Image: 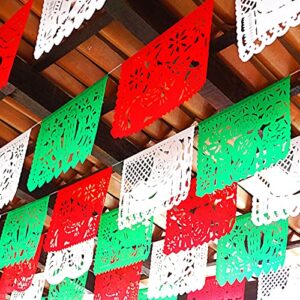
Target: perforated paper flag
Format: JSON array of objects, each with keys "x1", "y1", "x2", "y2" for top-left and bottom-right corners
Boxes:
[
  {"x1": 239, "y1": 136, "x2": 300, "y2": 226},
  {"x1": 257, "y1": 263, "x2": 300, "y2": 299},
  {"x1": 27, "y1": 77, "x2": 108, "y2": 192},
  {"x1": 94, "y1": 262, "x2": 142, "y2": 300},
  {"x1": 0, "y1": 197, "x2": 49, "y2": 268},
  {"x1": 10, "y1": 273, "x2": 46, "y2": 300},
  {"x1": 164, "y1": 179, "x2": 237, "y2": 254},
  {"x1": 216, "y1": 213, "x2": 288, "y2": 286},
  {"x1": 0, "y1": 235, "x2": 44, "y2": 295},
  {"x1": 197, "y1": 77, "x2": 290, "y2": 197},
  {"x1": 111, "y1": 0, "x2": 213, "y2": 137},
  {"x1": 45, "y1": 238, "x2": 95, "y2": 285},
  {"x1": 148, "y1": 240, "x2": 208, "y2": 298},
  {"x1": 94, "y1": 209, "x2": 153, "y2": 274},
  {"x1": 236, "y1": 0, "x2": 300, "y2": 61},
  {"x1": 119, "y1": 126, "x2": 194, "y2": 229},
  {"x1": 48, "y1": 271, "x2": 88, "y2": 300},
  {"x1": 139, "y1": 288, "x2": 177, "y2": 300},
  {"x1": 44, "y1": 167, "x2": 112, "y2": 251},
  {"x1": 187, "y1": 276, "x2": 245, "y2": 300},
  {"x1": 0, "y1": 0, "x2": 32, "y2": 88},
  {"x1": 0, "y1": 130, "x2": 30, "y2": 209}
]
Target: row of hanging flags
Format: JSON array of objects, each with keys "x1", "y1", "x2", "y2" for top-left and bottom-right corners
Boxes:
[{"x1": 0, "y1": 0, "x2": 300, "y2": 299}]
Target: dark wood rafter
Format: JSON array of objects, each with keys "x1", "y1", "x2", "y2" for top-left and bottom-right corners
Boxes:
[
  {"x1": 210, "y1": 29, "x2": 237, "y2": 53},
  {"x1": 0, "y1": 83, "x2": 16, "y2": 100},
  {"x1": 32, "y1": 11, "x2": 114, "y2": 71},
  {"x1": 291, "y1": 70, "x2": 300, "y2": 97},
  {"x1": 104, "y1": 0, "x2": 158, "y2": 44}
]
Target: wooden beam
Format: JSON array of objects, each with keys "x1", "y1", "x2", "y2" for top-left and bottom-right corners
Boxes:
[
  {"x1": 32, "y1": 11, "x2": 113, "y2": 71},
  {"x1": 210, "y1": 29, "x2": 237, "y2": 53},
  {"x1": 0, "y1": 83, "x2": 16, "y2": 100},
  {"x1": 245, "y1": 280, "x2": 258, "y2": 300},
  {"x1": 9, "y1": 57, "x2": 139, "y2": 163},
  {"x1": 207, "y1": 54, "x2": 250, "y2": 102},
  {"x1": 104, "y1": 0, "x2": 158, "y2": 44},
  {"x1": 291, "y1": 70, "x2": 300, "y2": 97}
]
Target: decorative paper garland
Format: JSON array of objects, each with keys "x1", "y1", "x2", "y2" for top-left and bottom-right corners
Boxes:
[
  {"x1": 0, "y1": 235, "x2": 44, "y2": 295},
  {"x1": 44, "y1": 167, "x2": 112, "y2": 251},
  {"x1": 10, "y1": 273, "x2": 45, "y2": 300},
  {"x1": 148, "y1": 240, "x2": 208, "y2": 299},
  {"x1": 94, "y1": 209, "x2": 153, "y2": 275},
  {"x1": 216, "y1": 213, "x2": 288, "y2": 286},
  {"x1": 236, "y1": 0, "x2": 300, "y2": 62},
  {"x1": 197, "y1": 77, "x2": 291, "y2": 197},
  {"x1": 118, "y1": 126, "x2": 194, "y2": 229},
  {"x1": 164, "y1": 179, "x2": 237, "y2": 254},
  {"x1": 34, "y1": 0, "x2": 107, "y2": 59},
  {"x1": 48, "y1": 271, "x2": 88, "y2": 300},
  {"x1": 257, "y1": 263, "x2": 300, "y2": 299},
  {"x1": 0, "y1": 0, "x2": 33, "y2": 88},
  {"x1": 111, "y1": 0, "x2": 213, "y2": 138},
  {"x1": 239, "y1": 136, "x2": 300, "y2": 225},
  {"x1": 45, "y1": 239, "x2": 95, "y2": 285},
  {"x1": 187, "y1": 276, "x2": 246, "y2": 300},
  {"x1": 138, "y1": 288, "x2": 177, "y2": 300},
  {"x1": 94, "y1": 262, "x2": 142, "y2": 300},
  {"x1": 0, "y1": 197, "x2": 49, "y2": 268},
  {"x1": 27, "y1": 77, "x2": 108, "y2": 192},
  {"x1": 0, "y1": 130, "x2": 30, "y2": 209}
]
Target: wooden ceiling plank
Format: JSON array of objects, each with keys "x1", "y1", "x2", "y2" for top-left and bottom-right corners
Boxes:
[
  {"x1": 218, "y1": 45, "x2": 270, "y2": 92},
  {"x1": 0, "y1": 100, "x2": 36, "y2": 133},
  {"x1": 2, "y1": 96, "x2": 42, "y2": 123},
  {"x1": 77, "y1": 35, "x2": 123, "y2": 80},
  {"x1": 255, "y1": 40, "x2": 300, "y2": 79},
  {"x1": 42, "y1": 64, "x2": 86, "y2": 97},
  {"x1": 99, "y1": 20, "x2": 144, "y2": 57}
]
